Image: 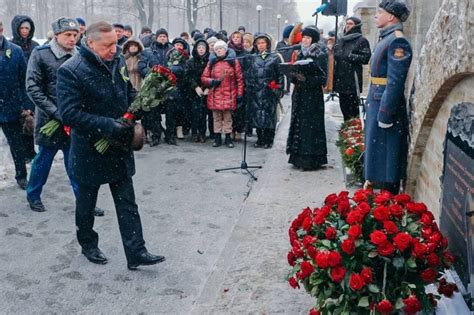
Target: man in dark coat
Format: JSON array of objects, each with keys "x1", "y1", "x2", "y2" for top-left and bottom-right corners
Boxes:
[
  {"x1": 333, "y1": 16, "x2": 371, "y2": 121},
  {"x1": 0, "y1": 21, "x2": 29, "y2": 189},
  {"x1": 75, "y1": 17, "x2": 86, "y2": 48},
  {"x1": 10, "y1": 15, "x2": 38, "y2": 162},
  {"x1": 276, "y1": 24, "x2": 295, "y2": 94},
  {"x1": 138, "y1": 28, "x2": 172, "y2": 146},
  {"x1": 57, "y1": 21, "x2": 165, "y2": 270},
  {"x1": 247, "y1": 33, "x2": 284, "y2": 148},
  {"x1": 364, "y1": 0, "x2": 412, "y2": 194},
  {"x1": 286, "y1": 25, "x2": 329, "y2": 171},
  {"x1": 113, "y1": 23, "x2": 128, "y2": 47},
  {"x1": 25, "y1": 17, "x2": 104, "y2": 216}
]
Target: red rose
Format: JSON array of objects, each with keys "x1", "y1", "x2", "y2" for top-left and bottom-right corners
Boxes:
[
  {"x1": 289, "y1": 277, "x2": 299, "y2": 289},
  {"x1": 331, "y1": 266, "x2": 346, "y2": 283},
  {"x1": 349, "y1": 273, "x2": 365, "y2": 291},
  {"x1": 403, "y1": 295, "x2": 422, "y2": 315},
  {"x1": 374, "y1": 191, "x2": 392, "y2": 204},
  {"x1": 361, "y1": 266, "x2": 373, "y2": 284},
  {"x1": 357, "y1": 202, "x2": 371, "y2": 215},
  {"x1": 373, "y1": 206, "x2": 391, "y2": 222},
  {"x1": 292, "y1": 243, "x2": 304, "y2": 258},
  {"x1": 352, "y1": 189, "x2": 369, "y2": 203},
  {"x1": 324, "y1": 193, "x2": 338, "y2": 206},
  {"x1": 302, "y1": 216, "x2": 312, "y2": 231},
  {"x1": 303, "y1": 235, "x2": 317, "y2": 248},
  {"x1": 299, "y1": 261, "x2": 315, "y2": 279},
  {"x1": 393, "y1": 193, "x2": 411, "y2": 204},
  {"x1": 346, "y1": 210, "x2": 364, "y2": 225},
  {"x1": 421, "y1": 227, "x2": 433, "y2": 239},
  {"x1": 308, "y1": 309, "x2": 321, "y2": 315},
  {"x1": 348, "y1": 225, "x2": 362, "y2": 239},
  {"x1": 412, "y1": 240, "x2": 429, "y2": 259},
  {"x1": 289, "y1": 229, "x2": 298, "y2": 245},
  {"x1": 383, "y1": 221, "x2": 399, "y2": 234},
  {"x1": 406, "y1": 202, "x2": 428, "y2": 216},
  {"x1": 377, "y1": 240, "x2": 395, "y2": 256},
  {"x1": 337, "y1": 198, "x2": 351, "y2": 217},
  {"x1": 443, "y1": 252, "x2": 455, "y2": 266},
  {"x1": 427, "y1": 253, "x2": 441, "y2": 267},
  {"x1": 420, "y1": 212, "x2": 435, "y2": 226},
  {"x1": 389, "y1": 204, "x2": 404, "y2": 218},
  {"x1": 315, "y1": 251, "x2": 330, "y2": 269},
  {"x1": 325, "y1": 227, "x2": 337, "y2": 240},
  {"x1": 328, "y1": 251, "x2": 342, "y2": 267},
  {"x1": 393, "y1": 232, "x2": 412, "y2": 252},
  {"x1": 420, "y1": 268, "x2": 437, "y2": 283},
  {"x1": 345, "y1": 147, "x2": 355, "y2": 156},
  {"x1": 341, "y1": 239, "x2": 355, "y2": 255},
  {"x1": 307, "y1": 245, "x2": 317, "y2": 258},
  {"x1": 376, "y1": 299, "x2": 394, "y2": 314},
  {"x1": 370, "y1": 230, "x2": 387, "y2": 245},
  {"x1": 313, "y1": 213, "x2": 326, "y2": 225},
  {"x1": 287, "y1": 251, "x2": 296, "y2": 266},
  {"x1": 429, "y1": 232, "x2": 442, "y2": 244}
]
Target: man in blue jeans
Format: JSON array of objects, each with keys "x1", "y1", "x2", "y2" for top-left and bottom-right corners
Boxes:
[{"x1": 25, "y1": 17, "x2": 103, "y2": 216}]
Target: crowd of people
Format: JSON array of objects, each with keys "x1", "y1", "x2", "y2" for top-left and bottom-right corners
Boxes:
[{"x1": 0, "y1": 0, "x2": 412, "y2": 270}]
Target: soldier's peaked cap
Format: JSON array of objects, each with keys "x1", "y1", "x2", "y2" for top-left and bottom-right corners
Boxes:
[{"x1": 379, "y1": 0, "x2": 410, "y2": 22}]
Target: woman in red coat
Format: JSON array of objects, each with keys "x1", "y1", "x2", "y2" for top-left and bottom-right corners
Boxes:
[{"x1": 201, "y1": 40, "x2": 244, "y2": 148}]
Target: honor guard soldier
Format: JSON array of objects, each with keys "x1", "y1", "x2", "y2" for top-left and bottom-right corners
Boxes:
[{"x1": 364, "y1": 0, "x2": 412, "y2": 194}]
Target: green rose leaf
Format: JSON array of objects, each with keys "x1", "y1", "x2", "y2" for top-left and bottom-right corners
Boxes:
[{"x1": 357, "y1": 296, "x2": 370, "y2": 307}]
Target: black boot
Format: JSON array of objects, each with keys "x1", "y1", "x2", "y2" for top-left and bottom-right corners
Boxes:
[
  {"x1": 213, "y1": 134, "x2": 222, "y2": 147},
  {"x1": 224, "y1": 134, "x2": 234, "y2": 148}
]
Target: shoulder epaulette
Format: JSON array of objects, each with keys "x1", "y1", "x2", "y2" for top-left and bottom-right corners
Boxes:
[{"x1": 36, "y1": 44, "x2": 51, "y2": 51}]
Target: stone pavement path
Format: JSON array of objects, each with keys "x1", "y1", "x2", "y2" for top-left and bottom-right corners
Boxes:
[{"x1": 0, "y1": 96, "x2": 345, "y2": 314}]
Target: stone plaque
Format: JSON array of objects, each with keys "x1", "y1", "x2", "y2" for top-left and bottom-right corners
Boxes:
[{"x1": 440, "y1": 102, "x2": 474, "y2": 294}]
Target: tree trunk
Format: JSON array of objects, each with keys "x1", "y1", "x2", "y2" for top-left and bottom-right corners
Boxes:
[
  {"x1": 147, "y1": 0, "x2": 154, "y2": 28},
  {"x1": 134, "y1": 0, "x2": 148, "y2": 27}
]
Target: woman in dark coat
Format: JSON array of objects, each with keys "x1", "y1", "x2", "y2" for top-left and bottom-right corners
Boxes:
[
  {"x1": 186, "y1": 38, "x2": 210, "y2": 142},
  {"x1": 286, "y1": 25, "x2": 329, "y2": 170},
  {"x1": 333, "y1": 16, "x2": 371, "y2": 121},
  {"x1": 10, "y1": 15, "x2": 39, "y2": 62},
  {"x1": 246, "y1": 33, "x2": 284, "y2": 148}
]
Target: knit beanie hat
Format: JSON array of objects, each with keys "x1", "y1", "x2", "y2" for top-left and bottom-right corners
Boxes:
[
  {"x1": 213, "y1": 40, "x2": 228, "y2": 51},
  {"x1": 156, "y1": 28, "x2": 168, "y2": 37},
  {"x1": 207, "y1": 36, "x2": 218, "y2": 46}
]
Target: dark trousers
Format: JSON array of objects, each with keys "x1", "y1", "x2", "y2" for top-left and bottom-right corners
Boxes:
[
  {"x1": 1, "y1": 121, "x2": 27, "y2": 180},
  {"x1": 141, "y1": 107, "x2": 163, "y2": 142},
  {"x1": 339, "y1": 92, "x2": 360, "y2": 121},
  {"x1": 191, "y1": 96, "x2": 207, "y2": 136},
  {"x1": 22, "y1": 133, "x2": 36, "y2": 160},
  {"x1": 379, "y1": 182, "x2": 401, "y2": 195},
  {"x1": 76, "y1": 177, "x2": 146, "y2": 262},
  {"x1": 164, "y1": 99, "x2": 186, "y2": 139},
  {"x1": 27, "y1": 145, "x2": 78, "y2": 202},
  {"x1": 256, "y1": 128, "x2": 275, "y2": 145},
  {"x1": 207, "y1": 109, "x2": 215, "y2": 139}
]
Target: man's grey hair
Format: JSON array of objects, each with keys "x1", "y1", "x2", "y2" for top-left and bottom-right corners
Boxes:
[{"x1": 86, "y1": 21, "x2": 114, "y2": 41}]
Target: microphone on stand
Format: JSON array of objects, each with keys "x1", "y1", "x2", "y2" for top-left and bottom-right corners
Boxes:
[{"x1": 312, "y1": 3, "x2": 329, "y2": 16}]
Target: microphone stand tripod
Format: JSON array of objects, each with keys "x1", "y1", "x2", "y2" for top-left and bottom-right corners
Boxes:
[{"x1": 215, "y1": 110, "x2": 262, "y2": 181}]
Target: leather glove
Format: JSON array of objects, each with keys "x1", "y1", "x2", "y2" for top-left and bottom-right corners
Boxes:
[
  {"x1": 195, "y1": 86, "x2": 204, "y2": 96},
  {"x1": 378, "y1": 121, "x2": 393, "y2": 129},
  {"x1": 111, "y1": 118, "x2": 135, "y2": 146},
  {"x1": 210, "y1": 79, "x2": 222, "y2": 88}
]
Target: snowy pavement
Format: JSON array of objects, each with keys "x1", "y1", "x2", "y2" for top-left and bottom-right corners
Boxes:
[{"x1": 0, "y1": 96, "x2": 346, "y2": 314}]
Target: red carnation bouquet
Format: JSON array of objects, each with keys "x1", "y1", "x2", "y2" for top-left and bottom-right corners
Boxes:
[
  {"x1": 287, "y1": 189, "x2": 457, "y2": 315},
  {"x1": 95, "y1": 65, "x2": 176, "y2": 154},
  {"x1": 336, "y1": 118, "x2": 364, "y2": 185}
]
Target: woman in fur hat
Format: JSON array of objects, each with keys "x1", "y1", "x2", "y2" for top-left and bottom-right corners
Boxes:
[{"x1": 286, "y1": 25, "x2": 329, "y2": 170}]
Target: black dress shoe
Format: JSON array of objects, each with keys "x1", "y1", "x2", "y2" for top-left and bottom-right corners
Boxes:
[
  {"x1": 82, "y1": 248, "x2": 108, "y2": 264},
  {"x1": 17, "y1": 178, "x2": 28, "y2": 190},
  {"x1": 27, "y1": 197, "x2": 46, "y2": 212},
  {"x1": 94, "y1": 207, "x2": 105, "y2": 217},
  {"x1": 127, "y1": 252, "x2": 166, "y2": 270},
  {"x1": 264, "y1": 144, "x2": 272, "y2": 149}
]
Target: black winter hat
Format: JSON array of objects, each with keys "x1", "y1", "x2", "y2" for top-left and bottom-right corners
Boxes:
[
  {"x1": 379, "y1": 0, "x2": 410, "y2": 22},
  {"x1": 156, "y1": 28, "x2": 169, "y2": 37},
  {"x1": 113, "y1": 23, "x2": 124, "y2": 29},
  {"x1": 301, "y1": 25, "x2": 320, "y2": 44},
  {"x1": 347, "y1": 16, "x2": 362, "y2": 25},
  {"x1": 141, "y1": 26, "x2": 152, "y2": 34}
]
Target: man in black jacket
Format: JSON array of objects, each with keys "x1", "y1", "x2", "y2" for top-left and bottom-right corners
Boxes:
[
  {"x1": 25, "y1": 17, "x2": 104, "y2": 216},
  {"x1": 333, "y1": 16, "x2": 371, "y2": 121},
  {"x1": 57, "y1": 21, "x2": 165, "y2": 270}
]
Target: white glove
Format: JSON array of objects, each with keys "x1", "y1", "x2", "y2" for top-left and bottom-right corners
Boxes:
[
  {"x1": 202, "y1": 88, "x2": 209, "y2": 96},
  {"x1": 195, "y1": 86, "x2": 204, "y2": 96},
  {"x1": 378, "y1": 121, "x2": 393, "y2": 129}
]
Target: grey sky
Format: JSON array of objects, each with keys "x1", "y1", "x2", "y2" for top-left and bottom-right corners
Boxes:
[{"x1": 295, "y1": 0, "x2": 362, "y2": 34}]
